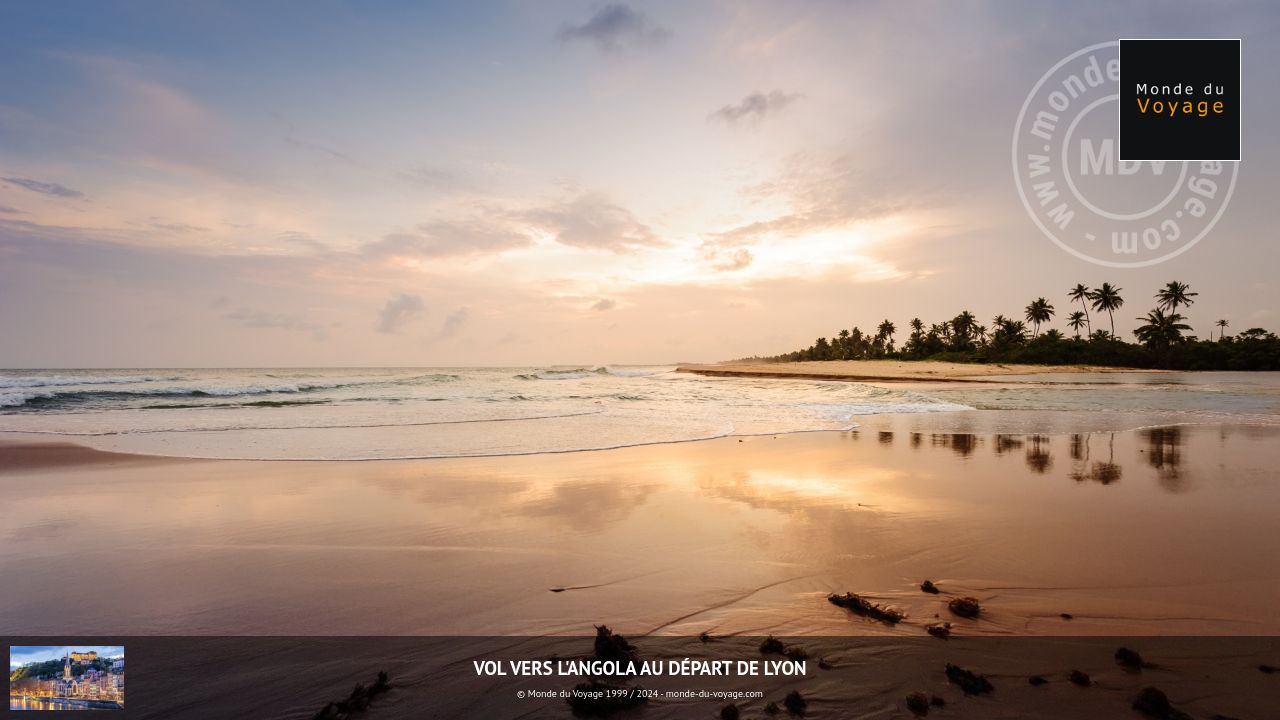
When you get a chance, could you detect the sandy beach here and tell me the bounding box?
[4,404,1279,718]
[676,359,1164,383]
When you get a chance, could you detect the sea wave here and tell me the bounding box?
[513,366,671,381]
[0,383,337,408]
[0,374,184,389]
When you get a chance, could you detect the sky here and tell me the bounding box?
[9,646,124,669]
[1,1,1278,367]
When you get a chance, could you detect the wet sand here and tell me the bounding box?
[3,415,1279,717]
[2,414,1278,637]
[677,359,1162,383]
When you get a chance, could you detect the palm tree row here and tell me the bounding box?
[778,281,1260,367]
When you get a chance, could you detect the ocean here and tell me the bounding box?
[1,367,1277,460]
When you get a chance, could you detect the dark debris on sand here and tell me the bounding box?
[947,597,981,619]
[312,671,391,720]
[1132,687,1192,720]
[945,663,993,695]
[783,690,807,715]
[926,622,952,639]
[1068,670,1091,687]
[719,703,740,720]
[1028,675,1048,686]
[759,636,786,655]
[905,692,945,716]
[1116,646,1153,670]
[593,625,638,663]
[567,680,648,717]
[920,580,940,594]
[1259,663,1278,674]
[827,592,904,624]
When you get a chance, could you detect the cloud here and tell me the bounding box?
[710,90,803,126]
[557,3,670,53]
[710,153,924,249]
[591,298,617,311]
[0,205,23,214]
[521,194,661,252]
[2,177,85,199]
[282,133,364,168]
[364,219,533,259]
[278,231,328,253]
[225,306,327,340]
[150,219,206,233]
[377,292,425,333]
[440,307,470,338]
[704,247,753,272]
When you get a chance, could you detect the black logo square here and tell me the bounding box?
[1119,39,1240,161]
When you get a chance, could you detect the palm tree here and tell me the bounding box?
[991,316,1028,349]
[1067,311,1087,338]
[950,311,977,350]
[1134,308,1191,350]
[1068,283,1092,335]
[1155,281,1198,314]
[1024,297,1055,337]
[1215,318,1229,341]
[877,320,897,353]
[1089,283,1124,337]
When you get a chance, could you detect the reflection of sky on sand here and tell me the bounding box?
[1,420,1278,637]
[702,466,914,512]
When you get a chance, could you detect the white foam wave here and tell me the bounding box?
[0,391,54,407]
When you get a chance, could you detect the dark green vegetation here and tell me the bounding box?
[774,281,1280,370]
[9,657,114,683]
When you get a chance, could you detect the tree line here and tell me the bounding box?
[773,281,1280,370]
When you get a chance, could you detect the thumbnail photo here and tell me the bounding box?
[9,647,124,711]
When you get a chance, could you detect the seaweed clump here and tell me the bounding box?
[905,692,944,716]
[1068,670,1091,687]
[944,663,993,695]
[1116,647,1151,670]
[926,622,951,640]
[920,580,940,594]
[719,704,740,720]
[1132,687,1192,720]
[759,636,786,655]
[782,690,807,715]
[593,625,638,663]
[827,592,904,624]
[567,680,647,717]
[947,597,981,619]
[312,671,392,720]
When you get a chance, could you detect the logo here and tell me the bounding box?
[1119,39,1241,161]
[1012,41,1238,268]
